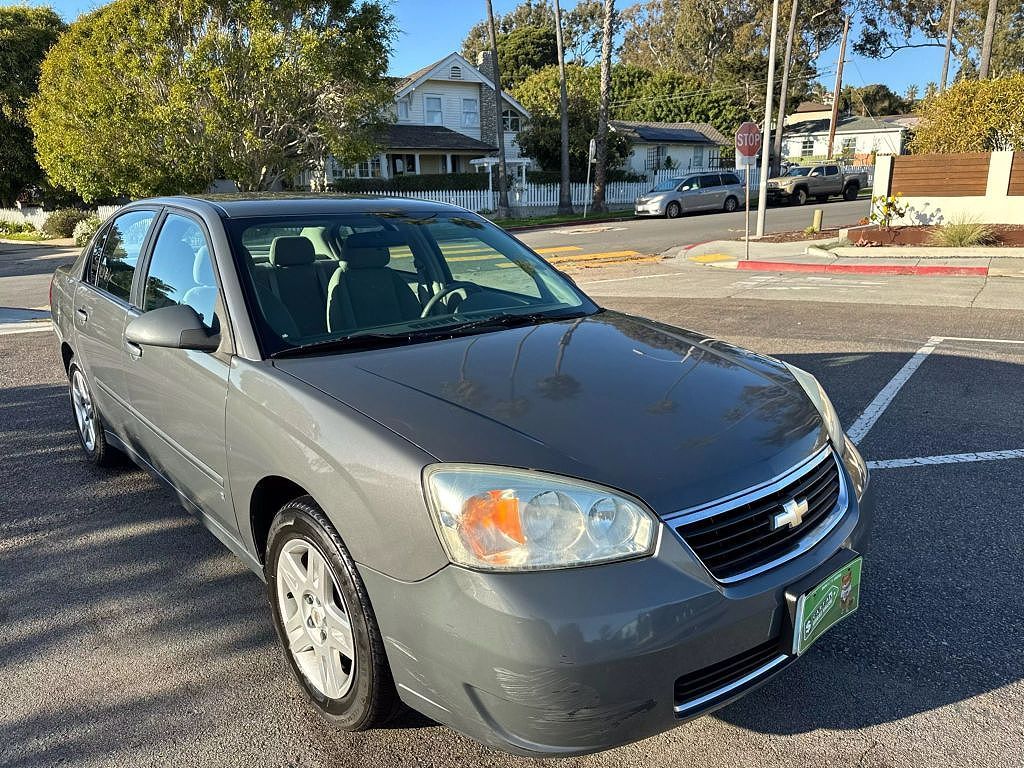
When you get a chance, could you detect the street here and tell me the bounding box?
[2,238,1023,767]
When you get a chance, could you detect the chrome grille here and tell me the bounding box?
[672,448,846,582]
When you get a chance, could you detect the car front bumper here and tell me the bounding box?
[634,201,666,216]
[361,463,875,757]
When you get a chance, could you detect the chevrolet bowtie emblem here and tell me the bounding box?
[773,497,809,530]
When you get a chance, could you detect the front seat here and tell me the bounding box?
[265,236,332,337]
[327,232,422,333]
[182,246,218,331]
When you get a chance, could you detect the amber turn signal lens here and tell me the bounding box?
[459,490,524,562]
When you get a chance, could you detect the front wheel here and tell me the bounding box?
[266,497,399,730]
[665,201,682,219]
[793,188,809,206]
[723,196,739,213]
[843,184,860,201]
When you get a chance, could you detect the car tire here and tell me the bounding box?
[68,361,120,467]
[666,201,682,219]
[794,188,809,205]
[843,184,859,201]
[266,497,400,730]
[723,196,739,213]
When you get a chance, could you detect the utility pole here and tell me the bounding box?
[979,0,998,78]
[754,0,781,238]
[591,0,615,214]
[940,0,957,90]
[552,0,573,215]
[772,0,799,177]
[826,14,850,160]
[485,0,511,218]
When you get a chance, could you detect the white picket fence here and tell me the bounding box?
[0,204,123,232]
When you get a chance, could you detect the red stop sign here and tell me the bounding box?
[735,122,762,157]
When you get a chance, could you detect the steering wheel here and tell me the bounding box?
[420,281,483,318]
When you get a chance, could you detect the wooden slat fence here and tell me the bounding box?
[890,153,990,197]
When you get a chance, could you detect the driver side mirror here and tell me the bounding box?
[126,304,219,351]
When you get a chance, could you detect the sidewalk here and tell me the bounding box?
[680,239,1024,278]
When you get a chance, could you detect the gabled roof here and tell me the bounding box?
[609,120,728,146]
[384,124,497,152]
[794,100,832,113]
[783,115,906,136]
[393,52,530,118]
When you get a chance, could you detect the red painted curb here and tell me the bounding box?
[682,240,711,252]
[735,260,989,277]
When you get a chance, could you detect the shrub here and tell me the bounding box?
[0,219,38,235]
[73,215,103,246]
[42,208,92,237]
[868,193,907,229]
[927,216,998,247]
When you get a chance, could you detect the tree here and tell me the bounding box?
[512,65,629,175]
[462,0,553,65]
[564,0,606,65]
[591,0,615,213]
[498,25,558,89]
[839,84,912,116]
[910,74,1024,152]
[0,6,65,207]
[30,0,395,201]
[611,67,752,135]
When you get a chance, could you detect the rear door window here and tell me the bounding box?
[721,173,741,185]
[699,174,722,188]
[91,210,156,302]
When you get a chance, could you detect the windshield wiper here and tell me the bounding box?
[419,309,592,339]
[271,332,422,359]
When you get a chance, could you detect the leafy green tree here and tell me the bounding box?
[611,66,751,134]
[512,64,629,175]
[0,6,65,207]
[30,0,395,201]
[910,74,1024,152]
[499,26,558,89]
[839,83,912,116]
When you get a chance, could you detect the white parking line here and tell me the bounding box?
[846,336,943,445]
[868,448,1024,470]
[0,322,51,336]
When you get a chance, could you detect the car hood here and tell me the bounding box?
[273,311,827,515]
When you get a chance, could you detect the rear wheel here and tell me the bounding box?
[666,201,682,219]
[266,497,400,730]
[723,196,739,213]
[793,187,809,206]
[68,362,119,467]
[843,183,860,201]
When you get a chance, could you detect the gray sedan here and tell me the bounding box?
[50,195,873,757]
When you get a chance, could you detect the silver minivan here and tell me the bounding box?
[635,172,745,218]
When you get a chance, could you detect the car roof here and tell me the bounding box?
[133,194,472,219]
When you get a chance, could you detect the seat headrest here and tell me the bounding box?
[193,246,214,285]
[269,236,316,267]
[342,231,405,270]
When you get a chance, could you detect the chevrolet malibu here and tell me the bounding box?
[50,196,872,756]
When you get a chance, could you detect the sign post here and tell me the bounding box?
[735,122,762,260]
[583,138,596,219]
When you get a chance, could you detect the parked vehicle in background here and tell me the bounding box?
[766,164,868,205]
[635,172,745,218]
[50,195,873,757]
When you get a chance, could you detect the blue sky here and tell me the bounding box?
[33,0,943,95]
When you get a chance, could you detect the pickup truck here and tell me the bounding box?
[765,163,868,205]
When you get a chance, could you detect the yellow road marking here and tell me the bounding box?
[547,250,643,264]
[534,246,582,254]
[688,253,733,263]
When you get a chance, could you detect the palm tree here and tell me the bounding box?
[591,0,614,214]
[552,0,574,216]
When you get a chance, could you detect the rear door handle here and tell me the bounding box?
[76,307,89,322]
[125,340,143,359]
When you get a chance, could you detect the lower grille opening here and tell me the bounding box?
[674,636,787,710]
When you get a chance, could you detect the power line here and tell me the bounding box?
[609,67,836,109]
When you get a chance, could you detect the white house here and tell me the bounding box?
[609,120,729,176]
[782,115,907,164]
[329,51,531,181]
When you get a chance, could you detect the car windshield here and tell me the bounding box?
[787,167,811,177]
[651,178,683,192]
[226,211,597,357]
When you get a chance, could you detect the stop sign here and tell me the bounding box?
[735,122,762,157]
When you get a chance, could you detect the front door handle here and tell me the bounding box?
[76,307,89,322]
[125,340,143,359]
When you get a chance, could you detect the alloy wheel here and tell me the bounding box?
[71,369,96,452]
[276,538,356,699]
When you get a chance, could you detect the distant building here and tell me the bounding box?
[784,101,834,126]
[609,120,729,175]
[782,115,907,164]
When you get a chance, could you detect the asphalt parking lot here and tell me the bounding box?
[2,281,1023,766]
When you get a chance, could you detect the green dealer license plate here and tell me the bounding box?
[792,558,862,655]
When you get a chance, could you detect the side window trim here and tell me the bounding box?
[81,207,160,307]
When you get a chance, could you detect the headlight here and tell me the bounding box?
[636,197,648,205]
[423,465,658,571]
[783,363,844,447]
[842,436,869,500]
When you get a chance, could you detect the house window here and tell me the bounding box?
[450,65,462,80]
[425,95,443,125]
[462,98,479,128]
[841,137,857,156]
[800,137,815,157]
[502,109,521,132]
[692,145,705,168]
[397,97,410,121]
[356,156,382,179]
[646,145,666,171]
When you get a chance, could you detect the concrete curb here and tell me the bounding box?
[734,260,990,277]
